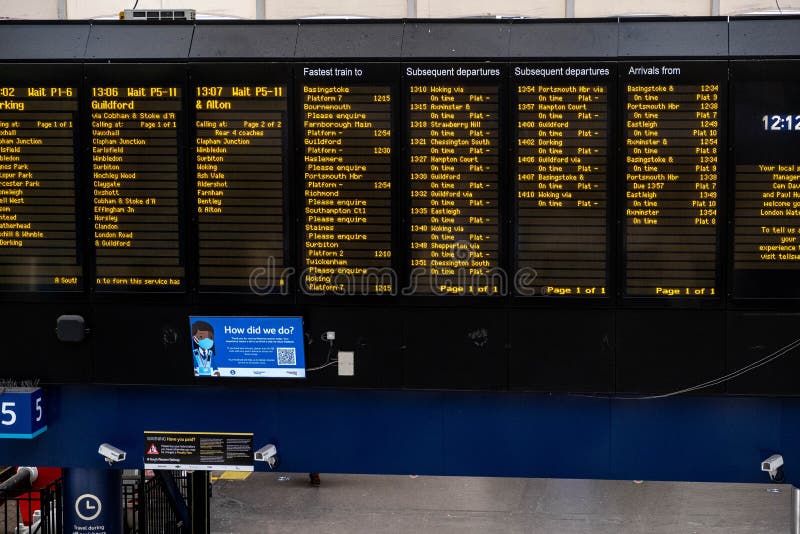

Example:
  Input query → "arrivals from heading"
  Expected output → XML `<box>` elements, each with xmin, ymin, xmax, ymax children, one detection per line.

<box><xmin>627</xmin><ymin>66</ymin><xmax>681</xmax><ymax>76</ymax></box>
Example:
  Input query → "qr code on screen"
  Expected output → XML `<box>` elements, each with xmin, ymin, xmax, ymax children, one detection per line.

<box><xmin>277</xmin><ymin>347</ymin><xmax>296</xmax><ymax>366</ymax></box>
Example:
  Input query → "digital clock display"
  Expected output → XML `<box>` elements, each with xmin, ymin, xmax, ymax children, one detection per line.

<box><xmin>762</xmin><ymin>114</ymin><xmax>800</xmax><ymax>131</ymax></box>
<box><xmin>733</xmin><ymin>62</ymin><xmax>800</xmax><ymax>298</ymax></box>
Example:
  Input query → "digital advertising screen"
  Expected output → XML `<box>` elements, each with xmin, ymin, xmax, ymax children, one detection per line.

<box><xmin>189</xmin><ymin>316</ymin><xmax>305</xmax><ymax>378</ymax></box>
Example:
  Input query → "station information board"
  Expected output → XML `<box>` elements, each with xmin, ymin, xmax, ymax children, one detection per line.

<box><xmin>512</xmin><ymin>64</ymin><xmax>611</xmax><ymax>297</ymax></box>
<box><xmin>406</xmin><ymin>64</ymin><xmax>503</xmax><ymax>296</ymax></box>
<box><xmin>621</xmin><ymin>62</ymin><xmax>725</xmax><ymax>298</ymax></box>
<box><xmin>0</xmin><ymin>79</ymin><xmax>82</xmax><ymax>290</ymax></box>
<box><xmin>299</xmin><ymin>64</ymin><xmax>395</xmax><ymax>295</ymax></box>
<box><xmin>733</xmin><ymin>61</ymin><xmax>800</xmax><ymax>298</ymax></box>
<box><xmin>91</xmin><ymin>84</ymin><xmax>184</xmax><ymax>291</ymax></box>
<box><xmin>194</xmin><ymin>83</ymin><xmax>287</xmax><ymax>292</ymax></box>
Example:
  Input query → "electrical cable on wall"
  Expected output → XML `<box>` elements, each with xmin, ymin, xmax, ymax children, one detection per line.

<box><xmin>573</xmin><ymin>336</ymin><xmax>800</xmax><ymax>400</ymax></box>
<box><xmin>306</xmin><ymin>332</ymin><xmax>338</xmax><ymax>372</ymax></box>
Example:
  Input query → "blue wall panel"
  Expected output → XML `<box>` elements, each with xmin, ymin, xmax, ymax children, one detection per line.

<box><xmin>441</xmin><ymin>393</ymin><xmax>611</xmax><ymax>479</ymax></box>
<box><xmin>0</xmin><ymin>386</ymin><xmax>797</xmax><ymax>485</ymax></box>
<box><xmin>610</xmin><ymin>397</ymin><xmax>783</xmax><ymax>482</ymax></box>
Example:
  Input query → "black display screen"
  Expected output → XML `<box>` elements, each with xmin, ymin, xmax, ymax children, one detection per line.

<box><xmin>621</xmin><ymin>62</ymin><xmax>725</xmax><ymax>299</ymax></box>
<box><xmin>299</xmin><ymin>64</ymin><xmax>397</xmax><ymax>296</ymax></box>
<box><xmin>405</xmin><ymin>64</ymin><xmax>503</xmax><ymax>296</ymax></box>
<box><xmin>512</xmin><ymin>63</ymin><xmax>612</xmax><ymax>298</ymax></box>
<box><xmin>0</xmin><ymin>66</ymin><xmax>82</xmax><ymax>291</ymax></box>
<box><xmin>733</xmin><ymin>61</ymin><xmax>800</xmax><ymax>298</ymax></box>
<box><xmin>192</xmin><ymin>65</ymin><xmax>289</xmax><ymax>294</ymax></box>
<box><xmin>89</xmin><ymin>66</ymin><xmax>185</xmax><ymax>292</ymax></box>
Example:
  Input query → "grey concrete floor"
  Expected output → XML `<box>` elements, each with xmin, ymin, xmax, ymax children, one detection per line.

<box><xmin>210</xmin><ymin>473</ymin><xmax>791</xmax><ymax>533</ymax></box>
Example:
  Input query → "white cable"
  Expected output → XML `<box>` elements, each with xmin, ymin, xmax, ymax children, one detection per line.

<box><xmin>572</xmin><ymin>335</ymin><xmax>800</xmax><ymax>400</ymax></box>
<box><xmin>306</xmin><ymin>360</ymin><xmax>338</xmax><ymax>372</ymax></box>
<box><xmin>649</xmin><ymin>337</ymin><xmax>800</xmax><ymax>398</ymax></box>
<box><xmin>306</xmin><ymin>339</ymin><xmax>337</xmax><ymax>373</ymax></box>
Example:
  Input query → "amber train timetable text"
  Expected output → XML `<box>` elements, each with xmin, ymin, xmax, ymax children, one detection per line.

<box><xmin>406</xmin><ymin>65</ymin><xmax>502</xmax><ymax>296</ymax></box>
<box><xmin>300</xmin><ymin>65</ymin><xmax>394</xmax><ymax>295</ymax></box>
<box><xmin>622</xmin><ymin>63</ymin><xmax>724</xmax><ymax>298</ymax></box>
<box><xmin>91</xmin><ymin>86</ymin><xmax>184</xmax><ymax>291</ymax></box>
<box><xmin>195</xmin><ymin>85</ymin><xmax>287</xmax><ymax>292</ymax></box>
<box><xmin>0</xmin><ymin>85</ymin><xmax>81</xmax><ymax>290</ymax></box>
<box><xmin>736</xmin><ymin>164</ymin><xmax>800</xmax><ymax>269</ymax></box>
<box><xmin>730</xmin><ymin>68</ymin><xmax>800</xmax><ymax>297</ymax></box>
<box><xmin>513</xmin><ymin>64</ymin><xmax>611</xmax><ymax>297</ymax></box>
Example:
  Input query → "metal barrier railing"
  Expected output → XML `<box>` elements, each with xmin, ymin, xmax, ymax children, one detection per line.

<box><xmin>0</xmin><ymin>477</ymin><xmax>62</xmax><ymax>534</ymax></box>
<box><xmin>0</xmin><ymin>469</ymin><xmax>193</xmax><ymax>533</ymax></box>
<box><xmin>122</xmin><ymin>470</ymin><xmax>192</xmax><ymax>534</ymax></box>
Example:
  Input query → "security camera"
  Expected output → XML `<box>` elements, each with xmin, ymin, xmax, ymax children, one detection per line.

<box><xmin>98</xmin><ymin>443</ymin><xmax>126</xmax><ymax>464</ymax></box>
<box><xmin>254</xmin><ymin>444</ymin><xmax>278</xmax><ymax>469</ymax></box>
<box><xmin>761</xmin><ymin>454</ymin><xmax>784</xmax><ymax>482</ymax></box>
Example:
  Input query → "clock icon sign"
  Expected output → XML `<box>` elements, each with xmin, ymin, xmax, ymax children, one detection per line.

<box><xmin>75</xmin><ymin>493</ymin><xmax>102</xmax><ymax>521</ymax></box>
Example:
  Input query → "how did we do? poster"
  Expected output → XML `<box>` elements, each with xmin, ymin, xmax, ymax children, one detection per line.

<box><xmin>190</xmin><ymin>316</ymin><xmax>305</xmax><ymax>378</ymax></box>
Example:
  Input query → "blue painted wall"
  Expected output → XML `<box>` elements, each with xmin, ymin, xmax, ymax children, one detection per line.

<box><xmin>0</xmin><ymin>386</ymin><xmax>793</xmax><ymax>485</ymax></box>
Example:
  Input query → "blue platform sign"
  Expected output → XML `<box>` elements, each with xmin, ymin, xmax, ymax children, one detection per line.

<box><xmin>0</xmin><ymin>387</ymin><xmax>46</xmax><ymax>439</ymax></box>
<box><xmin>189</xmin><ymin>316</ymin><xmax>306</xmax><ymax>378</ymax></box>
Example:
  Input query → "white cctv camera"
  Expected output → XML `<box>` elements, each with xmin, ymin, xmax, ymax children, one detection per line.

<box><xmin>761</xmin><ymin>454</ymin><xmax>784</xmax><ymax>482</ymax></box>
<box><xmin>254</xmin><ymin>444</ymin><xmax>278</xmax><ymax>468</ymax></box>
<box><xmin>98</xmin><ymin>443</ymin><xmax>127</xmax><ymax>464</ymax></box>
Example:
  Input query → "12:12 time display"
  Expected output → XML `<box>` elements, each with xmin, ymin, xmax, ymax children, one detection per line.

<box><xmin>762</xmin><ymin>114</ymin><xmax>800</xmax><ymax>131</ymax></box>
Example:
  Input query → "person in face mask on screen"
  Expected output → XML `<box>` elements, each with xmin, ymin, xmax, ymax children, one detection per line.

<box><xmin>192</xmin><ymin>320</ymin><xmax>220</xmax><ymax>377</ymax></box>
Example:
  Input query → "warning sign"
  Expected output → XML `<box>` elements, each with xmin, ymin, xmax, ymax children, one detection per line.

<box><xmin>143</xmin><ymin>431</ymin><xmax>254</xmax><ymax>471</ymax></box>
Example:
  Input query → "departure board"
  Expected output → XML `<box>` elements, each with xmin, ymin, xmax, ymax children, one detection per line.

<box><xmin>0</xmin><ymin>75</ymin><xmax>81</xmax><ymax>290</ymax></box>
<box><xmin>406</xmin><ymin>64</ymin><xmax>503</xmax><ymax>296</ymax></box>
<box><xmin>299</xmin><ymin>64</ymin><xmax>396</xmax><ymax>295</ymax></box>
<box><xmin>733</xmin><ymin>61</ymin><xmax>800</xmax><ymax>298</ymax></box>
<box><xmin>194</xmin><ymin>82</ymin><xmax>287</xmax><ymax>293</ymax></box>
<box><xmin>90</xmin><ymin>81</ymin><xmax>184</xmax><ymax>291</ymax></box>
<box><xmin>622</xmin><ymin>62</ymin><xmax>725</xmax><ymax>298</ymax></box>
<box><xmin>512</xmin><ymin>64</ymin><xmax>612</xmax><ymax>297</ymax></box>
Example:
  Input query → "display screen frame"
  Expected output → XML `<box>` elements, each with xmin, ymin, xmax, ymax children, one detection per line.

<box><xmin>730</xmin><ymin>59</ymin><xmax>800</xmax><ymax>301</ymax></box>
<box><xmin>509</xmin><ymin>61</ymin><xmax>616</xmax><ymax>302</ymax></box>
<box><xmin>189</xmin><ymin>62</ymin><xmax>294</xmax><ymax>298</ymax></box>
<box><xmin>400</xmin><ymin>61</ymin><xmax>509</xmax><ymax>303</ymax></box>
<box><xmin>0</xmin><ymin>62</ymin><xmax>86</xmax><ymax>296</ymax></box>
<box><xmin>189</xmin><ymin>315</ymin><xmax>306</xmax><ymax>379</ymax></box>
<box><xmin>294</xmin><ymin>62</ymin><xmax>402</xmax><ymax>303</ymax></box>
<box><xmin>84</xmin><ymin>62</ymin><xmax>189</xmax><ymax>295</ymax></box>
<box><xmin>618</xmin><ymin>59</ymin><xmax>727</xmax><ymax>308</ymax></box>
